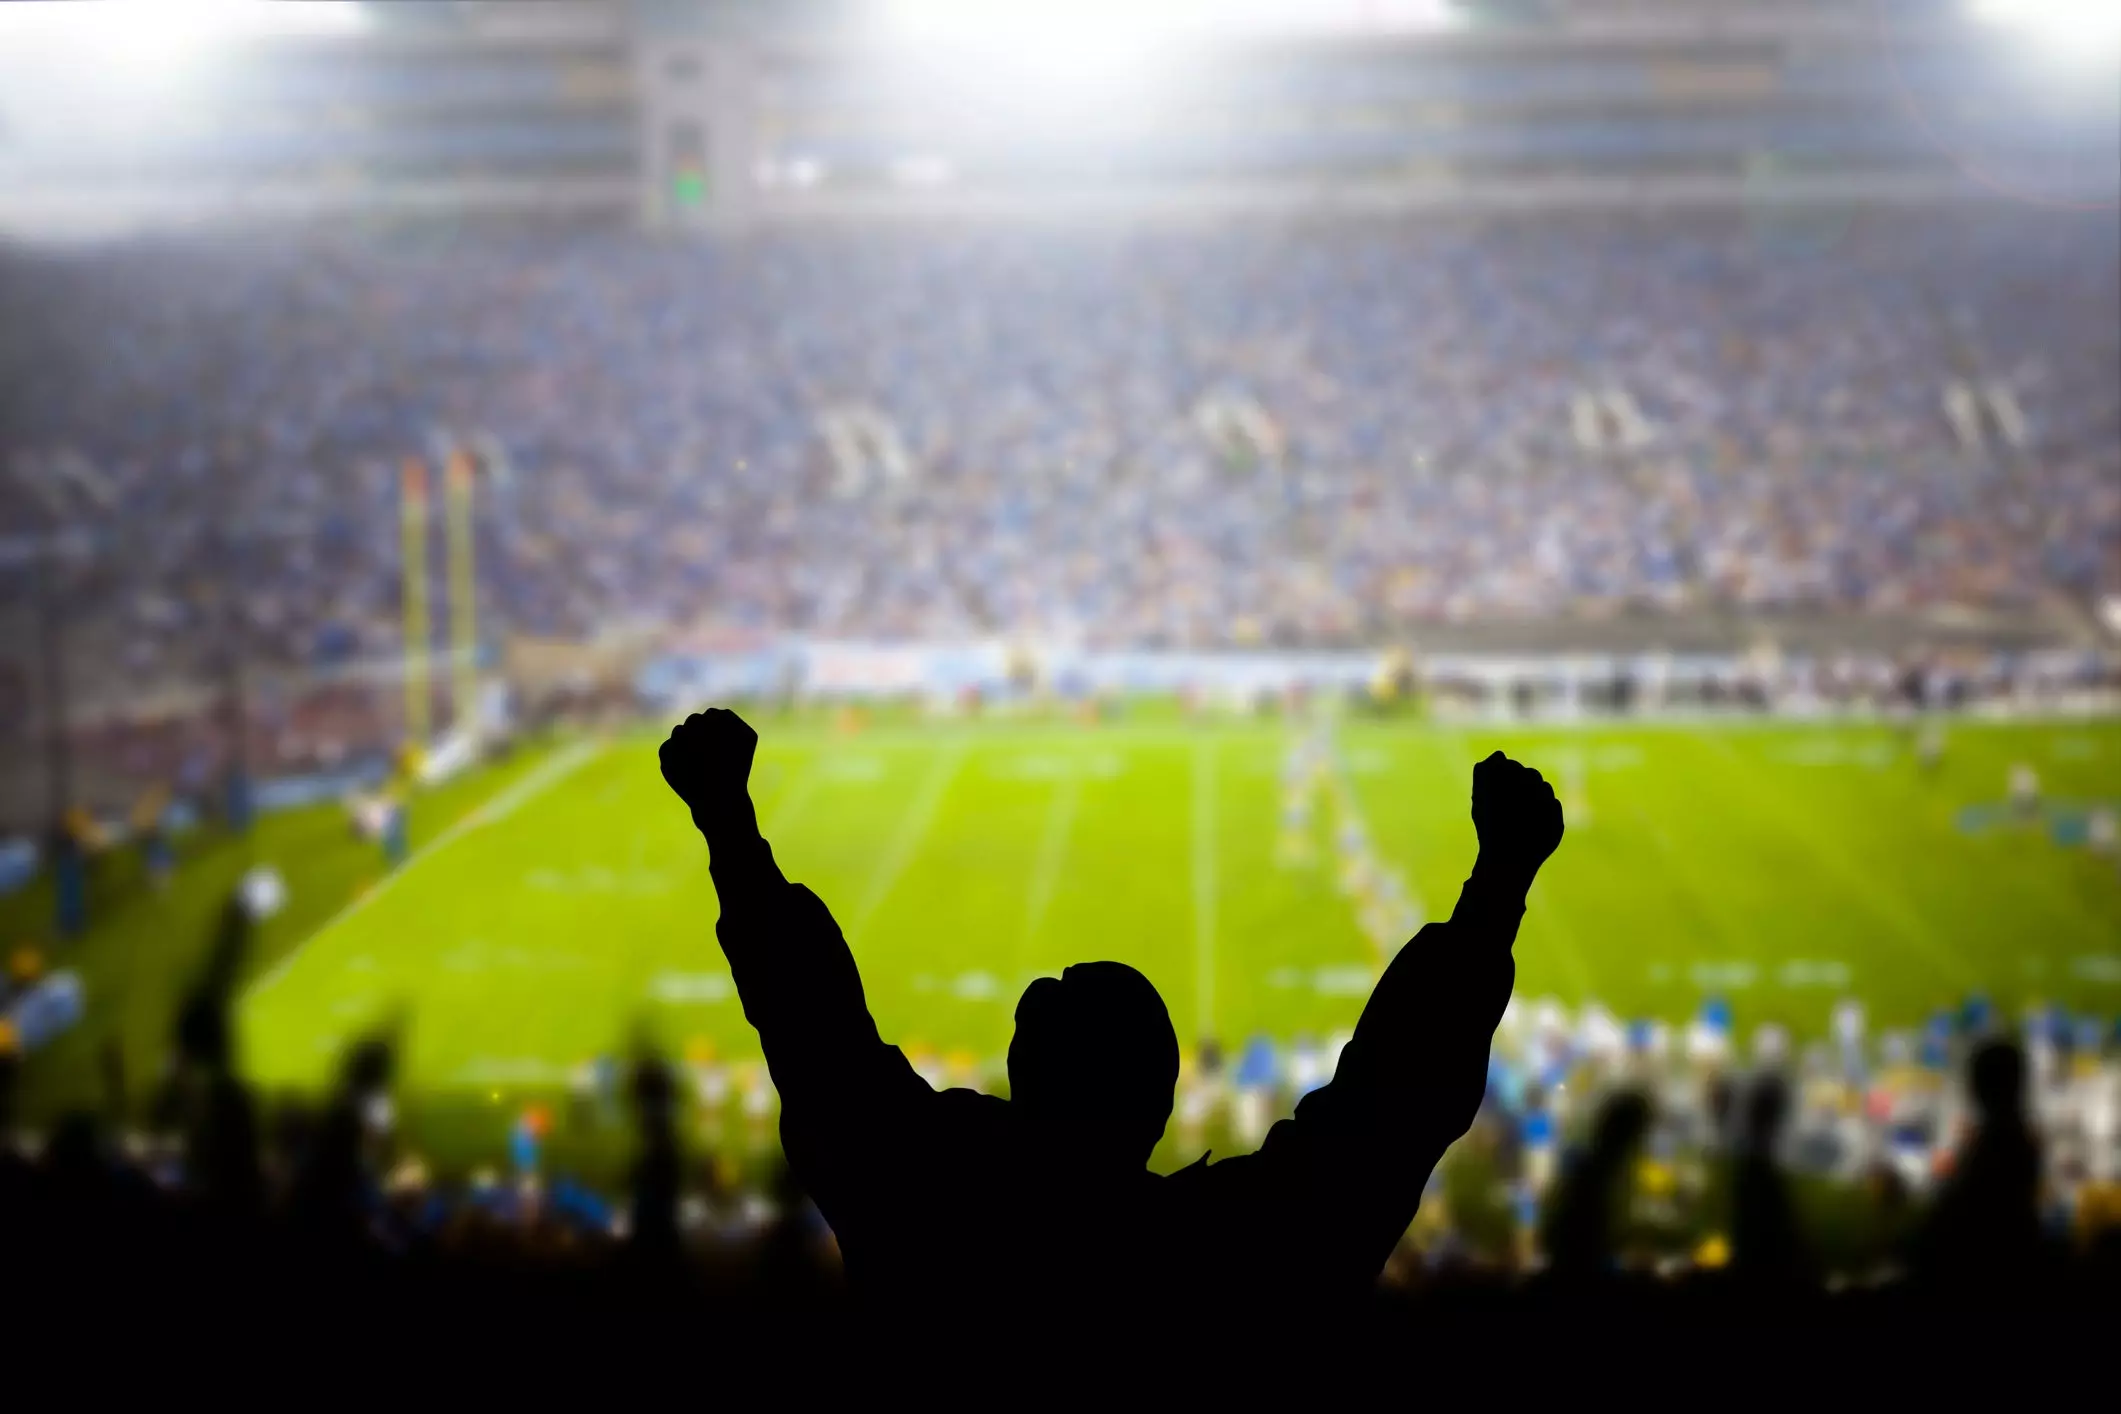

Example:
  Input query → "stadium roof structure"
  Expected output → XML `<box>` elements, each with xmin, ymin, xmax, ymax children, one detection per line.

<box><xmin>0</xmin><ymin>0</ymin><xmax>2110</xmax><ymax>235</ymax></box>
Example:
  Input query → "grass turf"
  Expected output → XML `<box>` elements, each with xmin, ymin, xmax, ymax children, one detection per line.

<box><xmin>13</xmin><ymin>711</ymin><xmax>2121</xmax><ymax>1172</ymax></box>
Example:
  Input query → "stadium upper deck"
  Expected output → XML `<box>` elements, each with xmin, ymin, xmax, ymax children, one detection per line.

<box><xmin>0</xmin><ymin>1</ymin><xmax>2113</xmax><ymax>229</ymax></box>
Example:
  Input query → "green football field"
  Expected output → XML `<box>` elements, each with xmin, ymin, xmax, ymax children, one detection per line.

<box><xmin>228</xmin><ymin>711</ymin><xmax>2121</xmax><ymax>1101</ymax></box>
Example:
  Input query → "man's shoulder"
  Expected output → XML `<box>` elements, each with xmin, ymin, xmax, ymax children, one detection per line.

<box><xmin>930</xmin><ymin>1085</ymin><xmax>1011</xmax><ymax>1130</ymax></box>
<box><xmin>1158</xmin><ymin>1148</ymin><xmax>1265</xmax><ymax>1199</ymax></box>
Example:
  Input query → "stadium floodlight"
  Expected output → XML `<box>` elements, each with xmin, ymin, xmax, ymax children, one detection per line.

<box><xmin>869</xmin><ymin>0</ymin><xmax>1468</xmax><ymax>134</ymax></box>
<box><xmin>881</xmin><ymin>0</ymin><xmax>1213</xmax><ymax>55</ymax></box>
<box><xmin>876</xmin><ymin>0</ymin><xmax>1218</xmax><ymax>97</ymax></box>
<box><xmin>878</xmin><ymin>0</ymin><xmax>1464</xmax><ymax>60</ymax></box>
<box><xmin>0</xmin><ymin>0</ymin><xmax>369</xmax><ymax>75</ymax></box>
<box><xmin>890</xmin><ymin>154</ymin><xmax>957</xmax><ymax>187</ymax></box>
<box><xmin>1970</xmin><ymin>0</ymin><xmax>2121</xmax><ymax>61</ymax></box>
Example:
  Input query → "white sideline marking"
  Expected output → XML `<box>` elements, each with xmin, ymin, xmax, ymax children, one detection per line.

<box><xmin>1193</xmin><ymin>739</ymin><xmax>1218</xmax><ymax>1038</ymax></box>
<box><xmin>245</xmin><ymin>739</ymin><xmax>606</xmax><ymax>1000</ymax></box>
<box><xmin>850</xmin><ymin>742</ymin><xmax>967</xmax><ymax>934</ymax></box>
<box><xmin>649</xmin><ymin>971</ymin><xmax>735</xmax><ymax>1004</ymax></box>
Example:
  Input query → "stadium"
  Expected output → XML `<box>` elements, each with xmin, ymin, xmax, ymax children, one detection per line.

<box><xmin>0</xmin><ymin>0</ymin><xmax>2117</xmax><ymax>1321</ymax></box>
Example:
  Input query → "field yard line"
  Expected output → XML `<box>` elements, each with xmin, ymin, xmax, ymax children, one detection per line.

<box><xmin>246</xmin><ymin>738</ymin><xmax>607</xmax><ymax>1001</ymax></box>
<box><xmin>1694</xmin><ymin>731</ymin><xmax>1980</xmax><ymax>987</ymax></box>
<box><xmin>763</xmin><ymin>756</ymin><xmax>828</xmax><ymax>838</ymax></box>
<box><xmin>1525</xmin><ymin>879</ymin><xmax>1598</xmax><ymax>997</ymax></box>
<box><xmin>1021</xmin><ymin>770</ymin><xmax>1082</xmax><ymax>949</ymax></box>
<box><xmin>1628</xmin><ymin>805</ymin><xmax>1751</xmax><ymax>953</ymax></box>
<box><xmin>1322</xmin><ymin>726</ymin><xmax>1430</xmax><ymax>957</ymax></box>
<box><xmin>1193</xmin><ymin>739</ymin><xmax>1218</xmax><ymax>1039</ymax></box>
<box><xmin>850</xmin><ymin>742</ymin><xmax>968</xmax><ymax>934</ymax></box>
<box><xmin>1434</xmin><ymin>725</ymin><xmax>1597</xmax><ymax>995</ymax></box>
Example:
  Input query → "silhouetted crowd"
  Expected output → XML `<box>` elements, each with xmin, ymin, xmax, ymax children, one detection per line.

<box><xmin>5</xmin><ymin>893</ymin><xmax>2116</xmax><ymax>1336</ymax></box>
<box><xmin>0</xmin><ymin>901</ymin><xmax>845</xmax><ymax>1328</ymax></box>
<box><xmin>5</xmin><ymin>209</ymin><xmax>2116</xmax><ymax>695</ymax></box>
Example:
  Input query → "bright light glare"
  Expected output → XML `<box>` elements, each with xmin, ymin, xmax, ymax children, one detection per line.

<box><xmin>890</xmin><ymin>154</ymin><xmax>956</xmax><ymax>187</ymax></box>
<box><xmin>0</xmin><ymin>1</ymin><xmax>368</xmax><ymax>73</ymax></box>
<box><xmin>1971</xmin><ymin>0</ymin><xmax>2121</xmax><ymax>59</ymax></box>
<box><xmin>881</xmin><ymin>0</ymin><xmax>1215</xmax><ymax>80</ymax></box>
<box><xmin>876</xmin><ymin>0</ymin><xmax>1466</xmax><ymax>99</ymax></box>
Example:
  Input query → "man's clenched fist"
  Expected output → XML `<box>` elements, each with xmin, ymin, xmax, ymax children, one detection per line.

<box><xmin>660</xmin><ymin>708</ymin><xmax>758</xmax><ymax>818</ymax></box>
<box><xmin>1471</xmin><ymin>750</ymin><xmax>1564</xmax><ymax>884</ymax></box>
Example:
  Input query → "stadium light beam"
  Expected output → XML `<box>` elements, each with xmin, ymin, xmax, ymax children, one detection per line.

<box><xmin>871</xmin><ymin>0</ymin><xmax>1468</xmax><ymax>135</ymax></box>
<box><xmin>880</xmin><ymin>0</ymin><xmax>1217</xmax><ymax>61</ymax></box>
<box><xmin>0</xmin><ymin>1</ymin><xmax>370</xmax><ymax>75</ymax></box>
<box><xmin>1970</xmin><ymin>0</ymin><xmax>2121</xmax><ymax>62</ymax></box>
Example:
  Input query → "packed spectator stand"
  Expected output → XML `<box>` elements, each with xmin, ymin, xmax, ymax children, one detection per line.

<box><xmin>5</xmin><ymin>208</ymin><xmax>2115</xmax><ymax>676</ymax></box>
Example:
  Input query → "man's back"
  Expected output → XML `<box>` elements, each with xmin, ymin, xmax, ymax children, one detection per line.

<box><xmin>659</xmin><ymin>708</ymin><xmax>1562</xmax><ymax>1317</ymax></box>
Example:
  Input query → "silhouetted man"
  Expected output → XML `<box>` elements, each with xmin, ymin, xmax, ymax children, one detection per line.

<box><xmin>661</xmin><ymin>708</ymin><xmax>1562</xmax><ymax>1321</ymax></box>
<box><xmin>1914</xmin><ymin>1038</ymin><xmax>2047</xmax><ymax>1300</ymax></box>
<box><xmin>1541</xmin><ymin>1089</ymin><xmax>1650</xmax><ymax>1283</ymax></box>
<box><xmin>1729</xmin><ymin>1073</ymin><xmax>1815</xmax><ymax>1299</ymax></box>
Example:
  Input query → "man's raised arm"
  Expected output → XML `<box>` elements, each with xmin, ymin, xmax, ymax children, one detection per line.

<box><xmin>659</xmin><ymin>710</ymin><xmax>915</xmax><ymax>1123</ymax></box>
<box><xmin>1199</xmin><ymin>750</ymin><xmax>1563</xmax><ymax>1290</ymax></box>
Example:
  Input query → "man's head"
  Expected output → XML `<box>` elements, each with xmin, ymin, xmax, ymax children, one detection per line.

<box><xmin>1969</xmin><ymin>1037</ymin><xmax>2026</xmax><ymax>1122</ymax></box>
<box><xmin>1008</xmin><ymin>962</ymin><xmax>1178</xmax><ymax>1168</ymax></box>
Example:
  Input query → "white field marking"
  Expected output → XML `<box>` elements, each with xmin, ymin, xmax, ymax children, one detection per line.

<box><xmin>1192</xmin><ymin>738</ymin><xmax>1218</xmax><ymax>1039</ymax></box>
<box><xmin>850</xmin><ymin>741</ymin><xmax>968</xmax><ymax>934</ymax></box>
<box><xmin>454</xmin><ymin>1057</ymin><xmax>566</xmax><ymax>1086</ymax></box>
<box><xmin>1343</xmin><ymin>747</ymin><xmax>1392</xmax><ymax>775</ymax></box>
<box><xmin>1628</xmin><ymin>804</ymin><xmax>1748</xmax><ymax>955</ymax></box>
<box><xmin>1322</xmin><ymin>725</ymin><xmax>1427</xmax><ymax>956</ymax></box>
<box><xmin>523</xmin><ymin>865</ymin><xmax>675</xmax><ymax>897</ymax></box>
<box><xmin>1770</xmin><ymin>738</ymin><xmax>1897</xmax><ymax>769</ymax></box>
<box><xmin>1778</xmin><ymin>959</ymin><xmax>1853</xmax><ymax>988</ymax></box>
<box><xmin>720</xmin><ymin>714</ymin><xmax>2109</xmax><ymax>761</ymax></box>
<box><xmin>952</xmin><ymin>970</ymin><xmax>1000</xmax><ymax>1001</ymax></box>
<box><xmin>1694</xmin><ymin>730</ymin><xmax>1980</xmax><ymax>987</ymax></box>
<box><xmin>1021</xmin><ymin>769</ymin><xmax>1082</xmax><ymax>949</ymax></box>
<box><xmin>820</xmin><ymin>755</ymin><xmax>887</xmax><ymax>782</ymax></box>
<box><xmin>245</xmin><ymin>738</ymin><xmax>606</xmax><ymax>1000</ymax></box>
<box><xmin>992</xmin><ymin>751</ymin><xmax>1124</xmax><ymax>781</ymax></box>
<box><xmin>763</xmin><ymin>758</ymin><xmax>828</xmax><ymax>838</ymax></box>
<box><xmin>2073</xmin><ymin>954</ymin><xmax>2121</xmax><ymax>983</ymax></box>
<box><xmin>648</xmin><ymin>971</ymin><xmax>734</xmax><ymax>1004</ymax></box>
<box><xmin>1313</xmin><ymin>965</ymin><xmax>1376</xmax><ymax>996</ymax></box>
<box><xmin>1525</xmin><ymin>878</ymin><xmax>1598</xmax><ymax>996</ymax></box>
<box><xmin>1690</xmin><ymin>961</ymin><xmax>1759</xmax><ymax>990</ymax></box>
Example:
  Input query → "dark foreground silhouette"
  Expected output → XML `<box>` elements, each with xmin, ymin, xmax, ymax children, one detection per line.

<box><xmin>4</xmin><ymin>720</ymin><xmax>2117</xmax><ymax>1353</ymax></box>
<box><xmin>659</xmin><ymin>707</ymin><xmax>1564</xmax><ymax>1321</ymax></box>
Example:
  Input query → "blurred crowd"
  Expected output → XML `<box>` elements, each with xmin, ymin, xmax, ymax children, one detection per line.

<box><xmin>5</xmin><ymin>893</ymin><xmax>2117</xmax><ymax>1331</ymax></box>
<box><xmin>0</xmin><ymin>900</ymin><xmax>844</xmax><ymax>1326</ymax></box>
<box><xmin>1177</xmin><ymin>991</ymin><xmax>2121</xmax><ymax>1288</ymax></box>
<box><xmin>4</xmin><ymin>209</ymin><xmax>2116</xmax><ymax>694</ymax></box>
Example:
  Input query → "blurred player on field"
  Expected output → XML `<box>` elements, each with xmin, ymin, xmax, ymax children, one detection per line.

<box><xmin>1174</xmin><ymin>1043</ymin><xmax>1217</xmax><ymax>1158</ymax></box>
<box><xmin>2009</xmin><ymin>761</ymin><xmax>2040</xmax><ymax>820</ymax></box>
<box><xmin>2088</xmin><ymin>806</ymin><xmax>2117</xmax><ymax>867</ymax></box>
<box><xmin>1916</xmin><ymin>719</ymin><xmax>1945</xmax><ymax>774</ymax></box>
<box><xmin>1230</xmin><ymin>1034</ymin><xmax>1278</xmax><ymax>1148</ymax></box>
<box><xmin>687</xmin><ymin>1036</ymin><xmax>730</xmax><ymax>1145</ymax></box>
<box><xmin>740</xmin><ymin>1061</ymin><xmax>776</xmax><ymax>1152</ymax></box>
<box><xmin>1287</xmin><ymin>1034</ymin><xmax>1330</xmax><ymax>1100</ymax></box>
